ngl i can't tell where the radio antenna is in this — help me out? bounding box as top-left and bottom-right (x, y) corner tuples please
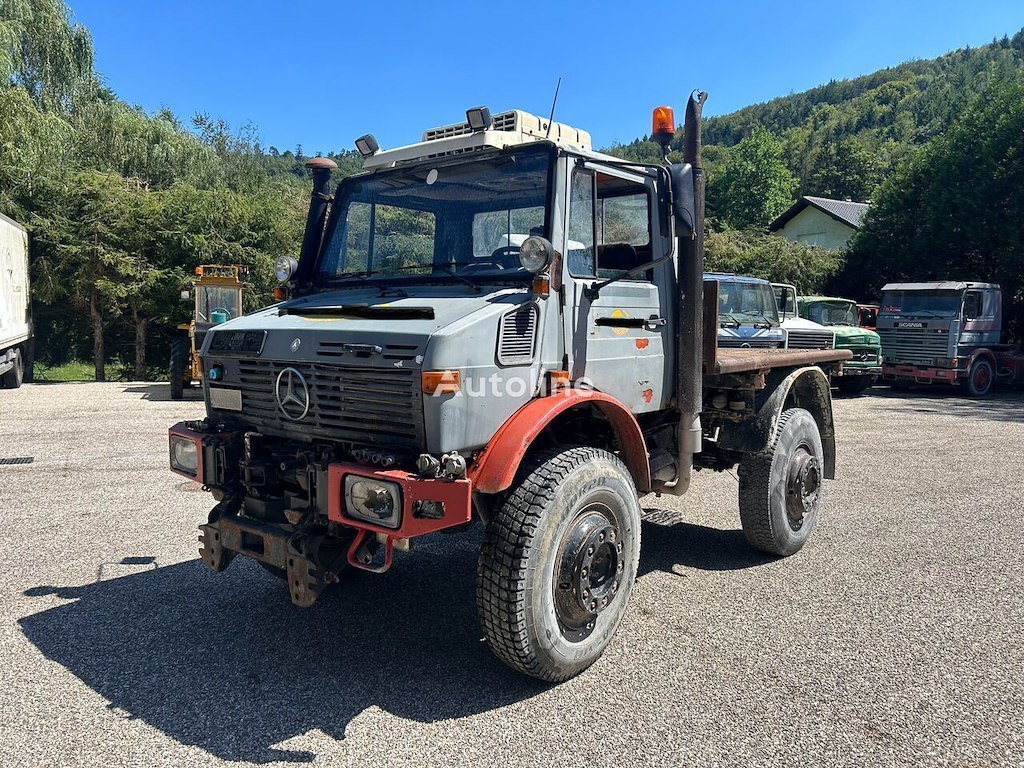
(545, 77), (562, 139)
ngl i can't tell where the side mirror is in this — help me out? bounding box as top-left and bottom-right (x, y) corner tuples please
(668, 163), (695, 235)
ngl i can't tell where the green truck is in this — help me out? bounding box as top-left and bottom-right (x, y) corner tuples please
(798, 296), (882, 394)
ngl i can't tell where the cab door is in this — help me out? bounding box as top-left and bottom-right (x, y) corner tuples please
(562, 162), (674, 412)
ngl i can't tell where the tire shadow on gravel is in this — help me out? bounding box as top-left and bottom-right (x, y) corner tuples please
(19, 530), (545, 764)
(123, 382), (204, 402)
(638, 517), (775, 576)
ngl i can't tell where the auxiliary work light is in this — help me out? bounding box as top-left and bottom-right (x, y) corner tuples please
(355, 134), (380, 157)
(466, 106), (493, 132)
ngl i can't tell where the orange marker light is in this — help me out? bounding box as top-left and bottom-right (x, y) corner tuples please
(548, 370), (570, 388)
(532, 276), (550, 296)
(422, 370), (461, 394)
(273, 285), (288, 301)
(194, 266), (204, 276)
(652, 106), (676, 143)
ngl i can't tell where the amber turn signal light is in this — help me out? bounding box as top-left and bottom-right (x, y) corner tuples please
(422, 370), (461, 394)
(273, 285), (288, 301)
(548, 370), (570, 388)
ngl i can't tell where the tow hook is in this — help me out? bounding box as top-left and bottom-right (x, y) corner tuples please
(286, 532), (347, 608)
(347, 529), (395, 573)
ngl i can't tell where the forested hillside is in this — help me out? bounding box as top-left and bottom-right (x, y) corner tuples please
(613, 30), (1024, 202)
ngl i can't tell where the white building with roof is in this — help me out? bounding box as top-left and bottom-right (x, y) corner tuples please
(769, 196), (869, 250)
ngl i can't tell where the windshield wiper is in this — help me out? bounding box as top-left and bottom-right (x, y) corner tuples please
(434, 265), (481, 291)
(718, 312), (743, 328)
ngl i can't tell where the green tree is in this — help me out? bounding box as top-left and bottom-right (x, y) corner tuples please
(0, 0), (95, 110)
(706, 226), (843, 295)
(806, 135), (883, 201)
(710, 127), (797, 229)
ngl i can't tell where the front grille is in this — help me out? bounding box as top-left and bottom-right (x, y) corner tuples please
(787, 330), (835, 349)
(848, 347), (879, 363)
(215, 361), (424, 452)
(718, 338), (781, 349)
(878, 328), (949, 366)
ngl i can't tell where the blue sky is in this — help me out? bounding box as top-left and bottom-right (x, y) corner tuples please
(69, 0), (1024, 154)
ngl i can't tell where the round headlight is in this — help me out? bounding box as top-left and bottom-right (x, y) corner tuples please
(519, 236), (553, 274)
(275, 256), (298, 283)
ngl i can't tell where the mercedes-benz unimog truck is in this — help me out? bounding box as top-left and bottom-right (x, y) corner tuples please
(1, 212), (32, 389)
(169, 95), (850, 681)
(878, 281), (1024, 397)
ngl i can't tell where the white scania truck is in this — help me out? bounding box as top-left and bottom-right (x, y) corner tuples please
(0, 212), (31, 389)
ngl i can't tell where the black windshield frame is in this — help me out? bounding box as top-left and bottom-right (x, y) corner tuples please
(311, 144), (557, 287)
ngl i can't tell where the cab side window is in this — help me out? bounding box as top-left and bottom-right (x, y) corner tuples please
(568, 169), (653, 279)
(963, 291), (982, 320)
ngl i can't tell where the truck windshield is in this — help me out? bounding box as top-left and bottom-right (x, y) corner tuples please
(880, 290), (961, 317)
(718, 282), (780, 326)
(197, 286), (241, 323)
(806, 300), (858, 326)
(318, 148), (551, 283)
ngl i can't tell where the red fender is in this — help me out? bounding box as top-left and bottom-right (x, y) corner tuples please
(469, 389), (651, 495)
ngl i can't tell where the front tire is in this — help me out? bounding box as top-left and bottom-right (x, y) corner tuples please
(1, 348), (23, 389)
(964, 358), (994, 398)
(476, 446), (642, 682)
(169, 338), (190, 400)
(738, 408), (824, 557)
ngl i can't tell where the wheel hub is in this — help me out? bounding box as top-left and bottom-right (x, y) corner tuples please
(784, 447), (820, 529)
(554, 510), (624, 638)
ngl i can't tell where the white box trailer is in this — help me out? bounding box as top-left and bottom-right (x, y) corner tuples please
(0, 212), (31, 388)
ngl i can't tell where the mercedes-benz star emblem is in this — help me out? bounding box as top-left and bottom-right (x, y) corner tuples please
(275, 367), (310, 421)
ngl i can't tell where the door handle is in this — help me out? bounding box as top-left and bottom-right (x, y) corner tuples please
(644, 316), (667, 330)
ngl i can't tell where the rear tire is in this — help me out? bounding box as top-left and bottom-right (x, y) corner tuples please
(169, 338), (190, 400)
(1, 348), (23, 389)
(476, 446), (642, 682)
(964, 358), (994, 398)
(738, 408), (823, 557)
(837, 375), (873, 395)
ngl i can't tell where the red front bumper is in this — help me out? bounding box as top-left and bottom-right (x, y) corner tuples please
(882, 364), (964, 382)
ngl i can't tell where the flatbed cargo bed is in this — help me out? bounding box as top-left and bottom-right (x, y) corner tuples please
(712, 347), (852, 376)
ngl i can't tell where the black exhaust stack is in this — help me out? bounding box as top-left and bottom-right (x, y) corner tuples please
(295, 157), (338, 288)
(662, 90), (707, 496)
(679, 91), (707, 417)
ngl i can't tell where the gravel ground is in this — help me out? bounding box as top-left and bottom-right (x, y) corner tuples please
(1, 381), (1022, 768)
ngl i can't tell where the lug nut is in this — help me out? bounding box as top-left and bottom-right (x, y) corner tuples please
(609, 531), (616, 541)
(589, 600), (598, 611)
(581, 567), (588, 578)
(599, 532), (605, 541)
(587, 546), (594, 555)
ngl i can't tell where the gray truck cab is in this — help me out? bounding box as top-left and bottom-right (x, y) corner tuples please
(878, 281), (1003, 395)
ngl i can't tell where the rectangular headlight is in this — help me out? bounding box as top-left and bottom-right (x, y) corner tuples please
(344, 475), (402, 529)
(170, 435), (200, 476)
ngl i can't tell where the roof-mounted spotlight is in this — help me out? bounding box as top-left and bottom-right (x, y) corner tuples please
(355, 134), (380, 157)
(466, 106), (493, 132)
